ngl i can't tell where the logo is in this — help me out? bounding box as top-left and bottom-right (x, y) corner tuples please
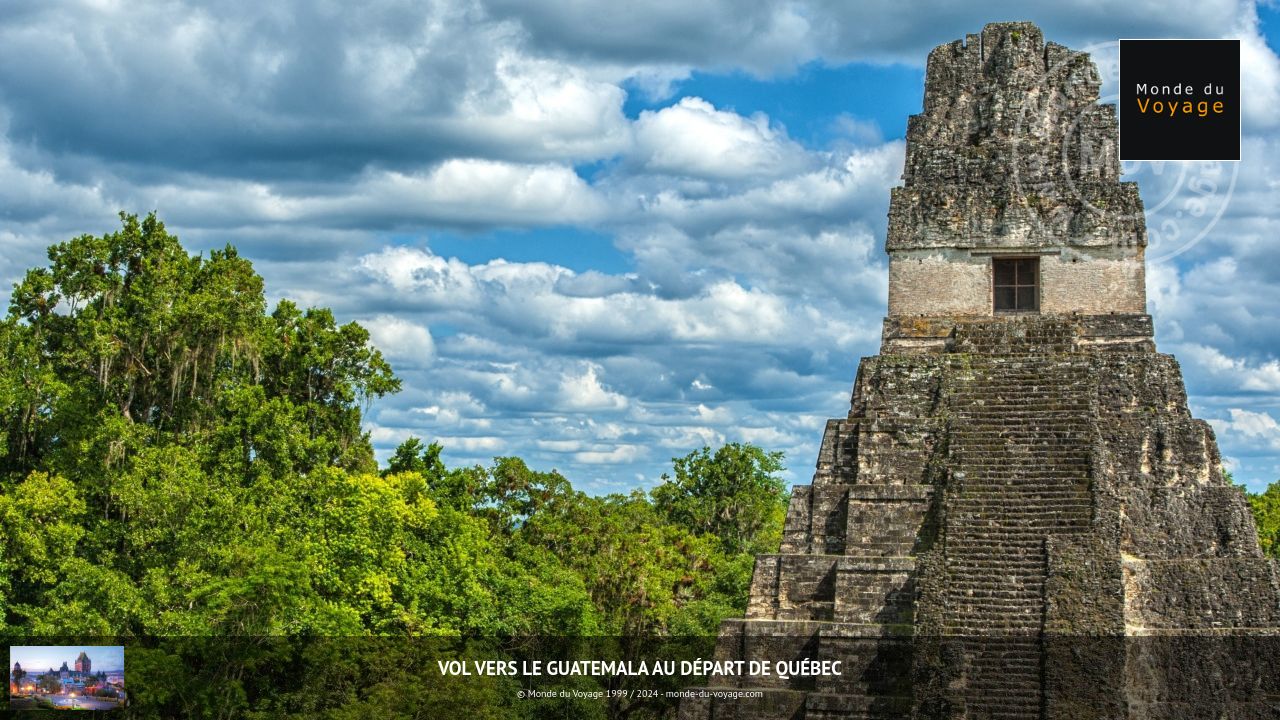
(1120, 39), (1241, 161)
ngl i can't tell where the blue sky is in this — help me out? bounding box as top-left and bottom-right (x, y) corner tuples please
(9, 646), (124, 673)
(0, 1), (1278, 492)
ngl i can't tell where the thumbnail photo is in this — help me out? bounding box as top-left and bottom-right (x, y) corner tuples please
(8, 646), (126, 711)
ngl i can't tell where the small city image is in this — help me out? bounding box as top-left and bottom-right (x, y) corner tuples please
(9, 646), (126, 711)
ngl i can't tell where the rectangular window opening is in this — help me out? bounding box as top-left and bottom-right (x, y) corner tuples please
(993, 257), (1039, 313)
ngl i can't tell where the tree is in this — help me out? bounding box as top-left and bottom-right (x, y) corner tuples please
(259, 301), (399, 473)
(1245, 480), (1280, 560)
(651, 443), (787, 555)
(0, 472), (86, 609)
(0, 214), (402, 639)
(6, 213), (265, 440)
(2, 212), (398, 486)
(481, 456), (574, 532)
(385, 437), (445, 480)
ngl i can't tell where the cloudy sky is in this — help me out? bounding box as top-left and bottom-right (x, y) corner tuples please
(1, 1), (1278, 493)
(9, 645), (124, 673)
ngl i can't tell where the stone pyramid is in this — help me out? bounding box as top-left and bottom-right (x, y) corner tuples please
(681, 21), (1280, 720)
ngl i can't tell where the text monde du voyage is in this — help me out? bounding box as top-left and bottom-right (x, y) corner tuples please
(1134, 83), (1228, 118)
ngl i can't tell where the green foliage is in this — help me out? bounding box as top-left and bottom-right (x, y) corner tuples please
(651, 443), (787, 555)
(1244, 480), (1280, 560)
(386, 436), (445, 479)
(0, 215), (791, 718)
(260, 301), (400, 473)
(0, 472), (86, 587)
(1229, 469), (1279, 560)
(1, 212), (397, 484)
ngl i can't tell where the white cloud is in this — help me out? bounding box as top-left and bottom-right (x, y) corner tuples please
(361, 315), (435, 364)
(407, 160), (606, 224)
(632, 97), (809, 179)
(436, 435), (505, 452)
(739, 425), (800, 447)
(219, 161), (607, 227)
(1176, 343), (1280, 392)
(358, 246), (483, 301)
(630, 142), (903, 233)
(536, 439), (585, 452)
(558, 364), (628, 411)
(454, 51), (633, 159)
(354, 242), (873, 350)
(830, 114), (883, 145)
(574, 445), (644, 464)
(1210, 409), (1280, 451)
(367, 424), (415, 446)
(655, 426), (726, 450)
(489, 0), (1257, 72)
(410, 391), (488, 427)
(693, 404), (733, 423)
(1237, 11), (1280, 130)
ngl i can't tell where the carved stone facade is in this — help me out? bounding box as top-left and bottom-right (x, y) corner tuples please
(886, 22), (1145, 320)
(681, 22), (1280, 720)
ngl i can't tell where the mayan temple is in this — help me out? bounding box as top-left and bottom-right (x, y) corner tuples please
(681, 22), (1280, 720)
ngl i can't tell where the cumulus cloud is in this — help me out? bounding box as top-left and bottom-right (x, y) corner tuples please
(622, 142), (903, 238)
(359, 246), (485, 304)
(482, 0), (818, 73)
(0, 0), (633, 177)
(1225, 409), (1280, 444)
(142, 161), (607, 229)
(454, 51), (632, 158)
(1237, 9), (1280, 130)
(485, 0), (1258, 70)
(1178, 344), (1280, 392)
(361, 315), (436, 366)
(393, 160), (605, 226)
(344, 225), (884, 483)
(1208, 408), (1280, 490)
(351, 238), (883, 371)
(574, 444), (644, 464)
(559, 364), (629, 411)
(631, 97), (810, 179)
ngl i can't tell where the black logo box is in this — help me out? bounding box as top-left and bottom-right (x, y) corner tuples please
(1119, 39), (1241, 161)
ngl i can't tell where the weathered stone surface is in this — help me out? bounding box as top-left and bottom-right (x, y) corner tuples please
(885, 21), (1146, 319)
(683, 21), (1279, 720)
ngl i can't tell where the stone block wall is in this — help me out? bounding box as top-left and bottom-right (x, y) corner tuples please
(887, 248), (1146, 318)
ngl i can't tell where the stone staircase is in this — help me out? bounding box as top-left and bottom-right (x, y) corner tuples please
(683, 314), (1280, 720)
(720, 481), (933, 718)
(939, 321), (1095, 719)
(682, 318), (1105, 720)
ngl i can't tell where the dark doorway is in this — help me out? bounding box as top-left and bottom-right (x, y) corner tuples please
(993, 258), (1039, 313)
